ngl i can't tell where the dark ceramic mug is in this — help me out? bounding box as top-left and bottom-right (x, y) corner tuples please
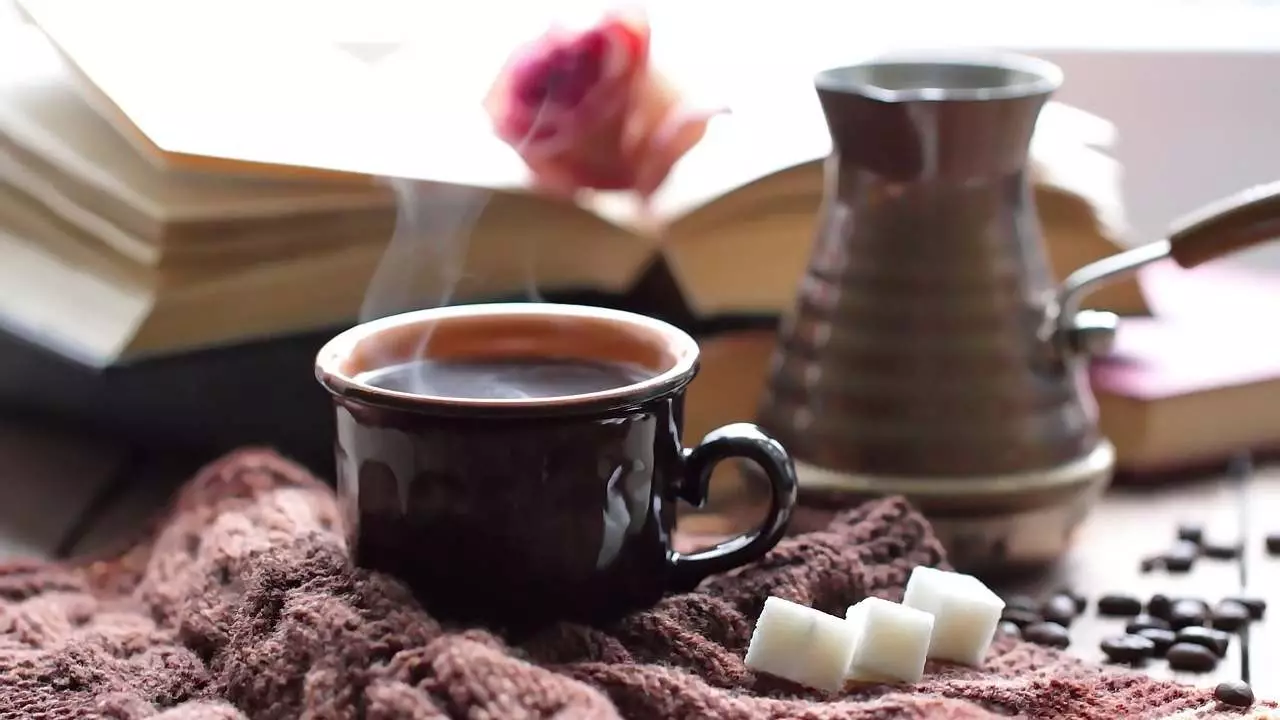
(315, 303), (797, 628)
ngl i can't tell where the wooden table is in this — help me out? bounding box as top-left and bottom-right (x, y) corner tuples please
(679, 457), (1280, 697)
(994, 461), (1256, 692)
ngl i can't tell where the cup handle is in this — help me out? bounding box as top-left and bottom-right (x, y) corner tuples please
(669, 422), (798, 589)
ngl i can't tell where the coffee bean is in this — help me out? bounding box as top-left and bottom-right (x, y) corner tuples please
(1224, 596), (1267, 620)
(1136, 628), (1177, 656)
(1266, 533), (1280, 556)
(1000, 608), (1042, 628)
(997, 621), (1022, 639)
(1099, 634), (1155, 664)
(1146, 594), (1173, 620)
(1176, 597), (1210, 613)
(1052, 588), (1088, 613)
(1202, 540), (1241, 559)
(1214, 680), (1255, 708)
(1096, 593), (1142, 617)
(1040, 594), (1079, 626)
(1176, 626), (1231, 657)
(1166, 642), (1218, 672)
(1004, 595), (1039, 614)
(1176, 523), (1203, 544)
(1169, 599), (1208, 629)
(1163, 541), (1199, 573)
(1211, 600), (1251, 632)
(1126, 614), (1172, 634)
(1023, 622), (1070, 649)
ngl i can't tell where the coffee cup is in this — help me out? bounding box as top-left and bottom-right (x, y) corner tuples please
(315, 303), (797, 628)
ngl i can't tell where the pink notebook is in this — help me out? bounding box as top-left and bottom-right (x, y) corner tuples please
(1091, 259), (1280, 400)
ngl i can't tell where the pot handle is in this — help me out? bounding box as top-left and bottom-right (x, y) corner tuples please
(1051, 180), (1280, 357)
(1168, 180), (1280, 268)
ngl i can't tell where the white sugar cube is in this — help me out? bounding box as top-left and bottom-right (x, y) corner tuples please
(902, 566), (1005, 666)
(744, 596), (859, 693)
(843, 597), (934, 683)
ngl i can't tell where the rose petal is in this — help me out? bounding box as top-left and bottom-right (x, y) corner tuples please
(633, 104), (724, 199)
(485, 6), (720, 199)
(521, 157), (586, 200)
(488, 11), (644, 152)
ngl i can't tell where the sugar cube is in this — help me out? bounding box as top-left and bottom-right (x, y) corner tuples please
(902, 566), (1005, 666)
(843, 597), (934, 683)
(744, 596), (859, 693)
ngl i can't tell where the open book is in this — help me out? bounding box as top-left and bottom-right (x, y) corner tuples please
(1, 0), (1146, 368)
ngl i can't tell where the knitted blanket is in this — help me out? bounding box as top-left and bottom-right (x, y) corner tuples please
(0, 449), (1266, 719)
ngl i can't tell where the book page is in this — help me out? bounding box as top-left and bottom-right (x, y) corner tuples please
(15, 0), (536, 184)
(15, 0), (1121, 232)
(13, 0), (841, 230)
(0, 68), (395, 225)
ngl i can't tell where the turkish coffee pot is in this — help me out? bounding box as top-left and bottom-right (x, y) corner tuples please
(755, 51), (1280, 575)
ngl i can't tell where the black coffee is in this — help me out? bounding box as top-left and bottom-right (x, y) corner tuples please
(357, 357), (653, 399)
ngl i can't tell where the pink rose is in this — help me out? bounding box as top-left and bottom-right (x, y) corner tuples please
(485, 8), (722, 200)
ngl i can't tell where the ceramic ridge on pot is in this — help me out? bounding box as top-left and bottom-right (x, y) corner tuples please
(757, 51), (1108, 573)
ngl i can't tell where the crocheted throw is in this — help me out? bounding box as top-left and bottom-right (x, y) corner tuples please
(0, 449), (1268, 719)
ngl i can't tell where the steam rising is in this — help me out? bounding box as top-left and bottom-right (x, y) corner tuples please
(355, 89), (557, 396)
(355, 178), (546, 395)
(358, 178), (538, 325)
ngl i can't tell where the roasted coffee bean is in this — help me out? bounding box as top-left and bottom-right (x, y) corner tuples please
(1224, 596), (1267, 620)
(1099, 634), (1155, 664)
(1000, 608), (1042, 628)
(1175, 597), (1209, 613)
(1176, 626), (1230, 658)
(1125, 614), (1172, 634)
(1146, 594), (1173, 620)
(1040, 594), (1079, 625)
(1061, 589), (1088, 613)
(1166, 642), (1218, 673)
(1176, 523), (1204, 544)
(1211, 600), (1251, 631)
(1266, 533), (1280, 556)
(1163, 541), (1199, 573)
(997, 621), (1022, 639)
(1023, 621), (1070, 649)
(1136, 628), (1177, 656)
(1004, 595), (1039, 613)
(1096, 593), (1142, 617)
(1214, 680), (1255, 708)
(1202, 540), (1242, 560)
(1169, 599), (1208, 629)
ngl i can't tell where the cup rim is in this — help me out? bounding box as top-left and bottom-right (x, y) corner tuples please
(315, 303), (701, 415)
